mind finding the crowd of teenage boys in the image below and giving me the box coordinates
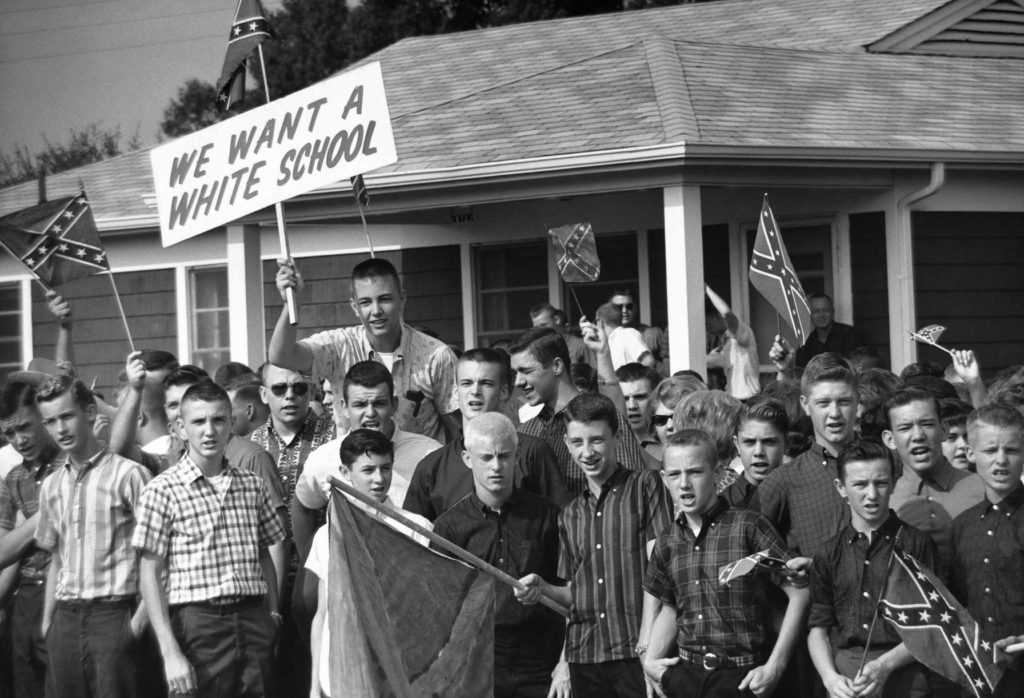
[1,255,1023,698]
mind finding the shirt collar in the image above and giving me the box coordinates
[675,496,729,543]
[809,441,839,466]
[901,457,956,494]
[842,510,902,546]
[266,411,316,446]
[62,448,105,473]
[981,484,1024,517]
[469,488,519,517]
[358,323,409,360]
[174,454,234,484]
[583,465,627,501]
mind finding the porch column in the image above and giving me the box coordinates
[226,223,266,367]
[663,184,706,376]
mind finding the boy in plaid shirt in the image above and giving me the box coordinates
[134,382,285,698]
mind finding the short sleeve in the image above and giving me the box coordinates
[34,477,59,552]
[556,514,574,582]
[120,461,153,512]
[249,448,286,511]
[300,328,356,392]
[131,481,174,558]
[295,441,340,510]
[255,481,287,549]
[305,526,329,581]
[642,540,675,606]
[429,345,459,416]
[623,328,650,363]
[0,476,15,532]
[642,471,673,541]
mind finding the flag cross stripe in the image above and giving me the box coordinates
[229,17,270,41]
[554,225,599,280]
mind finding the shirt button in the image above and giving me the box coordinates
[596,544,602,550]
[695,546,700,552]
[597,512,602,517]
[698,614,704,620]
[863,592,871,599]
[598,579,604,585]
[985,588,991,594]
[993,505,1000,511]
[499,558,504,564]
[600,613,606,619]
[864,560,870,566]
[694,581,700,586]
[862,623,869,630]
[930,513,936,518]
[927,496,933,502]
[987,531,994,536]
[987,617,994,623]
[983,558,989,564]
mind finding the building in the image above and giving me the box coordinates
[2,0,1022,393]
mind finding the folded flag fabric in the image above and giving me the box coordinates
[0,192,109,287]
[328,492,494,697]
[748,195,812,344]
[216,0,273,112]
[718,549,787,585]
[880,547,1003,697]
[549,222,600,283]
[351,174,370,208]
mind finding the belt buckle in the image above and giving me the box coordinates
[702,652,722,670]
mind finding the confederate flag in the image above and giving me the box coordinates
[216,0,273,112]
[748,195,812,344]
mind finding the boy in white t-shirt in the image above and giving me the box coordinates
[304,429,432,698]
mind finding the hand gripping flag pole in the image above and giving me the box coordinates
[856,527,903,679]
[328,476,569,618]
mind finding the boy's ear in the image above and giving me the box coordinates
[799,394,810,417]
[881,430,897,451]
[461,450,473,469]
[833,478,846,499]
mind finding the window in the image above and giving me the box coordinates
[474,240,548,347]
[0,282,21,381]
[190,267,230,372]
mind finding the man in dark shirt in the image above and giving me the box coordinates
[516,392,672,697]
[433,412,563,698]
[795,294,862,367]
[950,404,1024,698]
[722,396,789,509]
[642,430,808,698]
[404,348,568,520]
[809,440,953,698]
[0,382,59,698]
[750,353,857,559]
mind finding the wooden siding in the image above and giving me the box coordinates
[913,211,1024,374]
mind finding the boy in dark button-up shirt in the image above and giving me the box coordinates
[642,430,809,698]
[433,412,563,698]
[950,404,1024,698]
[809,440,956,698]
[722,396,789,510]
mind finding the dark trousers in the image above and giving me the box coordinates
[569,658,646,697]
[11,583,52,698]
[661,662,753,698]
[994,665,1024,698]
[169,601,277,698]
[495,654,554,698]
[835,647,959,698]
[46,600,138,698]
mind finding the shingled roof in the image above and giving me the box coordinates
[2,0,1019,227]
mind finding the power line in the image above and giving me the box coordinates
[0,0,215,18]
[0,33,225,64]
[0,7,231,38]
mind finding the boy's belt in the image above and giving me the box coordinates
[678,648,759,670]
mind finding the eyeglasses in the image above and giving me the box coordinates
[650,414,672,427]
[269,382,310,397]
[613,303,634,311]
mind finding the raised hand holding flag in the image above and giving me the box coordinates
[748,195,812,345]
[909,324,954,357]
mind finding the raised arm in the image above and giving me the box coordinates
[268,258,313,373]
[108,352,146,462]
[580,317,626,413]
[705,285,740,334]
[47,290,76,370]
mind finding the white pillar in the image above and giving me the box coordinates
[19,278,32,367]
[226,224,266,367]
[460,242,475,350]
[833,213,853,324]
[885,192,916,371]
[664,184,706,376]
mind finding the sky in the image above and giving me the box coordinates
[0,0,284,157]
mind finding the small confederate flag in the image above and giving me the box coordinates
[216,0,273,112]
[350,175,369,208]
[549,222,600,283]
[880,547,1003,697]
[0,192,109,287]
[718,549,787,585]
[748,195,812,344]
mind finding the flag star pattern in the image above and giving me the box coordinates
[0,192,110,287]
[548,222,600,283]
[748,195,812,344]
[880,547,1003,697]
[216,0,273,112]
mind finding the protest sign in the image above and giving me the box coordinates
[151,61,397,246]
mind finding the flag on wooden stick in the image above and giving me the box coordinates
[549,222,600,283]
[216,0,273,112]
[748,195,812,344]
[880,547,1003,697]
[909,324,953,357]
[0,192,109,288]
[328,491,494,697]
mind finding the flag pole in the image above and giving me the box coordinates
[356,200,375,258]
[907,330,954,358]
[256,44,298,325]
[857,527,903,677]
[329,477,569,618]
[105,271,135,352]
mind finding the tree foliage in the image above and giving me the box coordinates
[0,123,141,189]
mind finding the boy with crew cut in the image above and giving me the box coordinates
[751,352,858,559]
[950,404,1024,697]
[642,430,809,698]
[808,439,954,698]
[34,376,152,698]
[723,395,789,509]
[516,392,672,697]
[133,382,285,698]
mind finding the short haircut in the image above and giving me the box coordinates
[987,383,1024,412]
[674,369,706,383]
[233,384,264,405]
[564,392,618,434]
[571,363,598,393]
[0,382,37,421]
[653,375,707,414]
[615,362,660,389]
[529,302,556,319]
[967,403,1024,441]
[858,368,903,413]
[673,391,743,464]
[179,381,230,415]
[343,360,394,400]
[883,386,939,428]
[464,411,518,451]
[737,395,790,436]
[808,292,833,307]
[899,361,944,382]
[611,288,635,299]
[904,375,958,401]
[763,379,813,456]
[163,365,210,390]
[594,302,621,327]
[259,361,308,384]
[801,352,858,396]
[551,309,568,326]
[351,257,401,294]
[138,349,179,373]
[223,372,262,391]
[214,361,256,388]
[663,429,717,469]
[938,398,973,431]
[35,375,94,411]
[509,327,570,370]
[847,345,884,369]
[837,439,894,482]
[339,428,394,468]
[459,348,510,390]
